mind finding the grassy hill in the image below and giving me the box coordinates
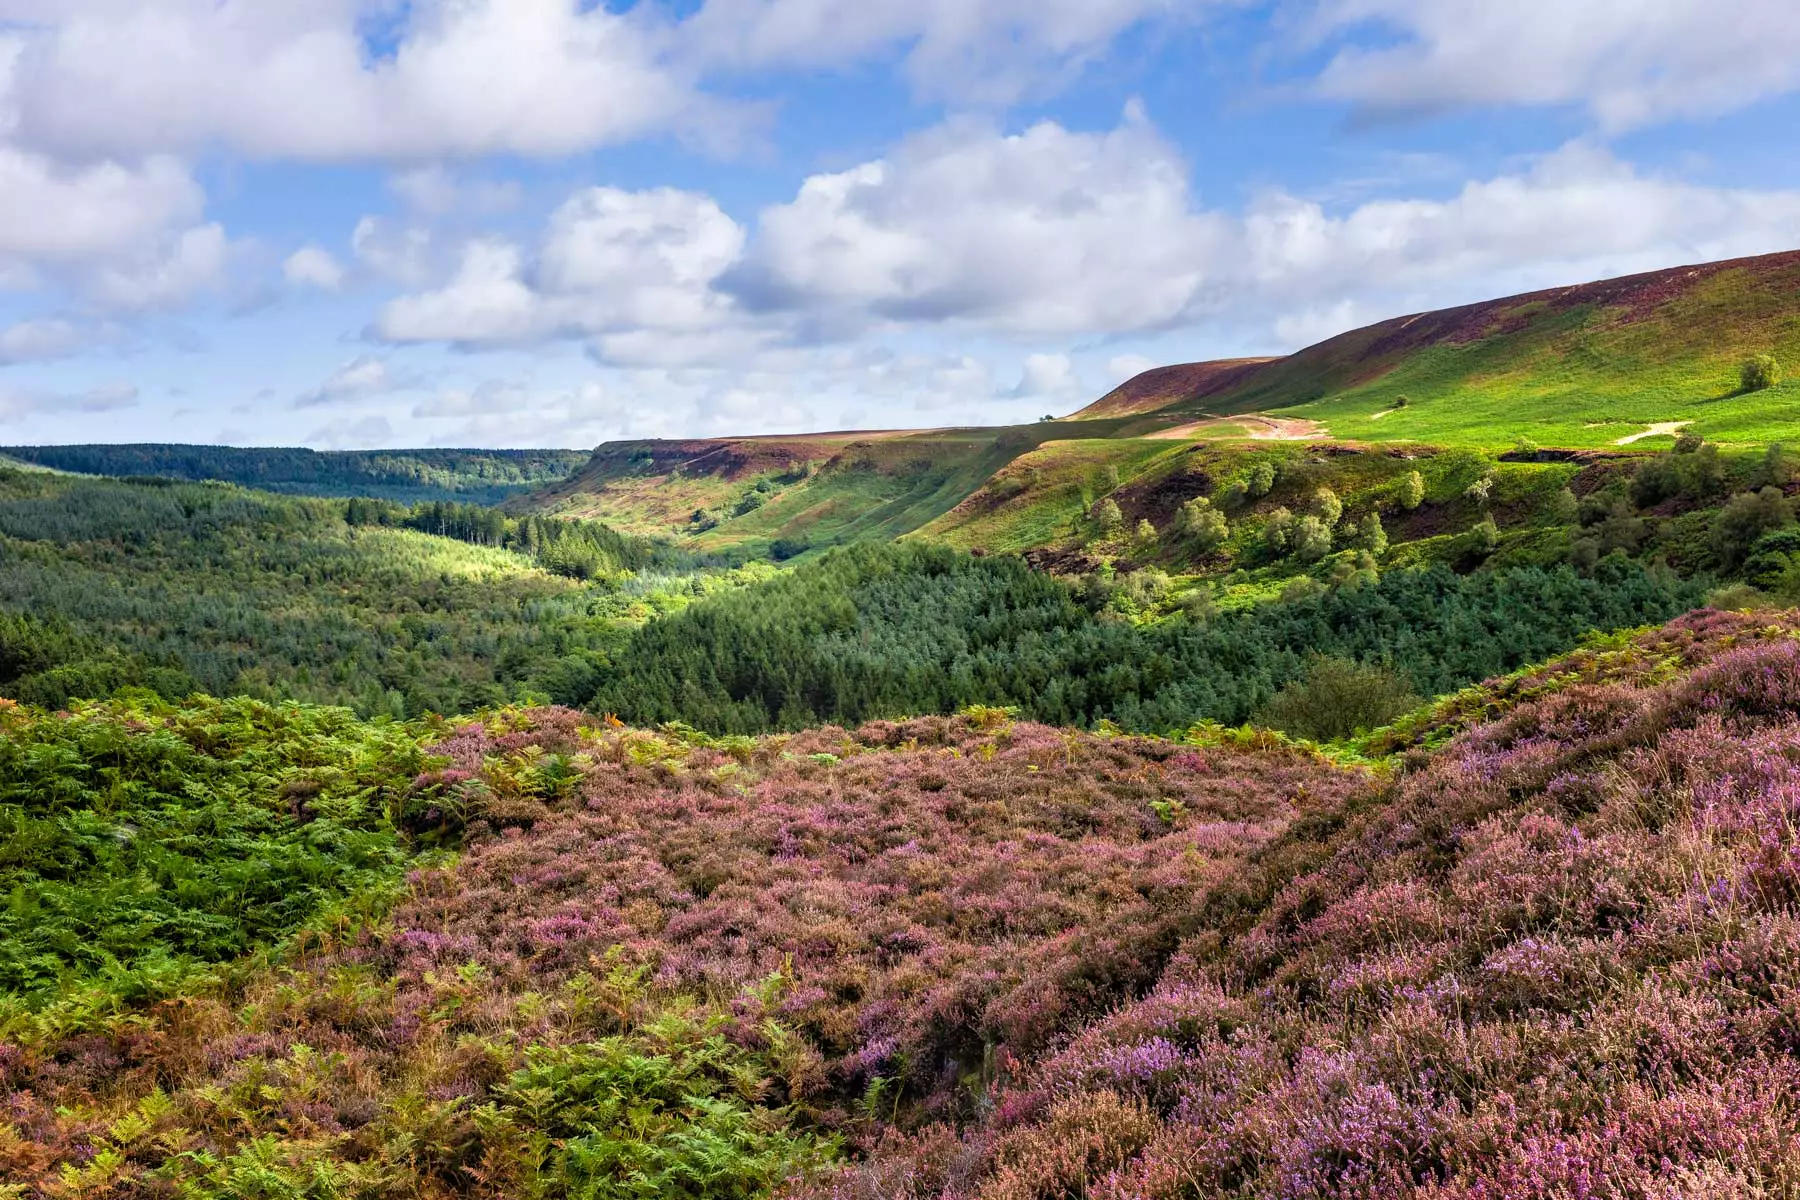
[529,250,1800,558]
[1074,248,1800,448]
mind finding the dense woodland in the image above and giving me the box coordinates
[595,541,1700,733]
[0,445,590,504]
[0,470,742,717]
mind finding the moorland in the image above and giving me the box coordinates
[5,250,1800,1198]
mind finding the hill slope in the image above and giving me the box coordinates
[1075,249,1800,447]
[10,609,1800,1197]
[529,250,1800,554]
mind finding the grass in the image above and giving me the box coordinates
[1192,256,1800,449]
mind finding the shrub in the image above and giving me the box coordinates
[1176,498,1229,552]
[1134,518,1157,545]
[1290,515,1335,562]
[770,537,811,562]
[1309,487,1343,526]
[1762,443,1796,488]
[1742,353,1781,393]
[1398,471,1425,511]
[1247,462,1277,499]
[1713,487,1795,571]
[1630,444,1723,507]
[1255,656,1421,741]
[1091,498,1124,534]
[1355,512,1388,556]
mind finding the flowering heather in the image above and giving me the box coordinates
[11,609,1800,1198]
[0,702,1360,1195]
[799,609,1800,1199]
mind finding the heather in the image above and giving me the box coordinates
[799,609,1800,1199]
[594,542,1698,734]
[0,701,1364,1195]
[15,601,1800,1196]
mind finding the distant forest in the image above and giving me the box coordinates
[0,444,590,504]
[595,541,1701,734]
[0,469,741,716]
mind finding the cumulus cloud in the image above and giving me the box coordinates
[284,245,345,291]
[740,123,1800,347]
[733,111,1227,336]
[1011,353,1083,401]
[1304,0,1800,130]
[0,145,219,299]
[0,0,713,162]
[375,187,752,361]
[295,355,407,408]
[372,113,1800,375]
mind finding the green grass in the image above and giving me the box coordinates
[1192,258,1800,449]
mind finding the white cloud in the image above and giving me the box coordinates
[1011,352,1082,400]
[1,0,714,162]
[352,217,438,287]
[85,222,229,312]
[375,239,542,345]
[681,0,1190,103]
[376,187,751,359]
[389,168,523,218]
[0,381,140,418]
[0,316,121,364]
[1306,0,1800,130]
[305,413,398,450]
[295,355,404,408]
[742,124,1800,347]
[0,145,206,273]
[735,111,1228,336]
[1229,141,1800,324]
[283,245,345,291]
[371,115,1800,382]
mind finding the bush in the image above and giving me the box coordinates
[1176,498,1229,552]
[1255,656,1421,741]
[1398,471,1425,511]
[1290,515,1335,562]
[1091,498,1124,534]
[1355,512,1389,556]
[1714,488,1795,571]
[1742,353,1781,393]
[1309,487,1343,526]
[770,537,811,562]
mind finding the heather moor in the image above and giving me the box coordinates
[9,5,1800,1193]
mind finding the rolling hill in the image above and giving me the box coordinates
[527,249,1800,552]
[1072,248,1800,446]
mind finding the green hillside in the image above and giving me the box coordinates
[1077,249,1800,448]
[528,251,1800,558]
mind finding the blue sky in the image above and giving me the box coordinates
[2,0,1799,449]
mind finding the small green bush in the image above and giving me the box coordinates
[1255,656,1420,741]
[1741,354,1781,393]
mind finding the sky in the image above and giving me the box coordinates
[2,1,1799,450]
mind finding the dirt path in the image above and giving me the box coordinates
[1147,414,1328,441]
[1614,421,1691,446]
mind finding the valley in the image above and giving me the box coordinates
[5,249,1800,1198]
